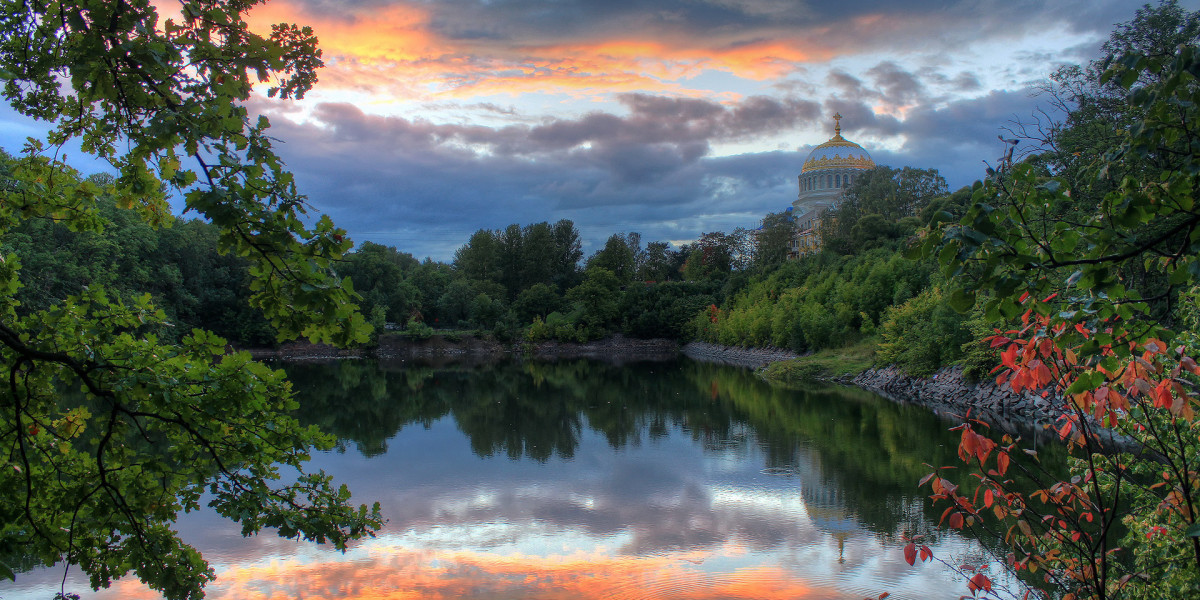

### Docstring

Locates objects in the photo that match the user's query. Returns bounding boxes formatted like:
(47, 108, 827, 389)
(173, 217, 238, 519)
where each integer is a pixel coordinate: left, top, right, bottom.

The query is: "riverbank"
(851, 364, 1065, 426)
(246, 334, 680, 364)
(702, 341, 1069, 430)
(248, 336, 1064, 430)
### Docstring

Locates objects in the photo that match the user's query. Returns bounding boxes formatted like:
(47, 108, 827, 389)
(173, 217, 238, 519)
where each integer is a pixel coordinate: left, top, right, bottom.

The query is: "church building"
(789, 113, 875, 257)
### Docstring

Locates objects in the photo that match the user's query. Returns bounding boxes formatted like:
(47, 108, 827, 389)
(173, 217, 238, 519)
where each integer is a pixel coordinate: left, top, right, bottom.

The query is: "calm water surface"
(9, 358, 1024, 599)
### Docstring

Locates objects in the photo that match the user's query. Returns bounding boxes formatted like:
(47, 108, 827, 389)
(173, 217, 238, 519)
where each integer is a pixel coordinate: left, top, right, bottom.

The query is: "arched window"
(836, 174, 842, 187)
(827, 174, 833, 188)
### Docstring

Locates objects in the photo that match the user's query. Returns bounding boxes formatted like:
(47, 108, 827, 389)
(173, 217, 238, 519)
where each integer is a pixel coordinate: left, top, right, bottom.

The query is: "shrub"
(876, 287, 969, 376)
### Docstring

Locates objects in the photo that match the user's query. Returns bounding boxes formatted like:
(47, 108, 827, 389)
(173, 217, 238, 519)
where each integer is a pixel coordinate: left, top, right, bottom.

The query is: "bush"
(402, 317, 434, 340)
(876, 287, 969, 376)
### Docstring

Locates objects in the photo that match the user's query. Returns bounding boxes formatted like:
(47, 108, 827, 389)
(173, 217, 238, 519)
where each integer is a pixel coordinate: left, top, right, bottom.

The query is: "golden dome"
(801, 113, 874, 173)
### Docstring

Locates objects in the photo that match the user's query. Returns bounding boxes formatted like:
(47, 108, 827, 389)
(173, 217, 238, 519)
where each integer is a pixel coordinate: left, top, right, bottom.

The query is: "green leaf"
(948, 288, 976, 313)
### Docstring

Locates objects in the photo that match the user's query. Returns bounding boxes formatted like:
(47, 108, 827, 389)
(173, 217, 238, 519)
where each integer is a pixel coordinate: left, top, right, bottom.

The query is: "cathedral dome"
(801, 114, 874, 174)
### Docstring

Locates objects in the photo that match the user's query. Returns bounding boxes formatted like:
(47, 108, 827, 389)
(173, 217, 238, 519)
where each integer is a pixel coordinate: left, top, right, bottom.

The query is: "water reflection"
(4, 358, 1043, 600)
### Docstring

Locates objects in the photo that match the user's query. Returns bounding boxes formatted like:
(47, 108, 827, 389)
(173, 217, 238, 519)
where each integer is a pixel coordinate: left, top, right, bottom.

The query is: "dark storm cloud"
(253, 63, 1067, 261)
(255, 96, 815, 258)
(866, 62, 926, 106)
(827, 87, 1055, 189)
(272, 93, 817, 189)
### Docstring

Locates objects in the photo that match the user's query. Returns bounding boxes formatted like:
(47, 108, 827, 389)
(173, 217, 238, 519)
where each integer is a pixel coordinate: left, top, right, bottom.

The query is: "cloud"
(248, 0, 1138, 101)
(0, 0, 1150, 262)
(250, 92, 826, 257)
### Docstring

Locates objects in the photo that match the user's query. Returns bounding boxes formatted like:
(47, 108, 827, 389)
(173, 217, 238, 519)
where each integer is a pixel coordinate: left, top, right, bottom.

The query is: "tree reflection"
(286, 358, 1066, 545)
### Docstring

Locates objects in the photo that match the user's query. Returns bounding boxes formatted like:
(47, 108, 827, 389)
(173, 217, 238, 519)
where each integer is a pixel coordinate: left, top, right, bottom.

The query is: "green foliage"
(752, 210, 794, 270)
(682, 230, 748, 280)
(875, 287, 971, 377)
(693, 248, 935, 353)
(921, 45, 1200, 348)
(759, 339, 877, 386)
(402, 317, 434, 340)
(957, 307, 1005, 382)
(452, 220, 584, 299)
(565, 267, 621, 340)
(340, 242, 422, 324)
(0, 173, 276, 346)
(0, 2, 380, 598)
(913, 16, 1200, 599)
(822, 166, 947, 253)
(513, 282, 564, 324)
(620, 280, 718, 340)
(587, 234, 637, 283)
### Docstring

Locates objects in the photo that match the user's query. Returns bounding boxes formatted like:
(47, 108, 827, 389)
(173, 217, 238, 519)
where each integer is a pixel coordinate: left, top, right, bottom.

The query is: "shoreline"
(245, 336, 1085, 433)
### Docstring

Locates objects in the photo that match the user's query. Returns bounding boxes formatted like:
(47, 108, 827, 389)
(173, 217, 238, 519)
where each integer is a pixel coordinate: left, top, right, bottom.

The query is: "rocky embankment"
(857, 365, 1144, 450)
(852, 365, 1067, 426)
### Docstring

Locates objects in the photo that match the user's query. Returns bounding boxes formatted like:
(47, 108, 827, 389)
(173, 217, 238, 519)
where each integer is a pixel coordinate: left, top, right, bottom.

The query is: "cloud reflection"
(100, 542, 844, 600)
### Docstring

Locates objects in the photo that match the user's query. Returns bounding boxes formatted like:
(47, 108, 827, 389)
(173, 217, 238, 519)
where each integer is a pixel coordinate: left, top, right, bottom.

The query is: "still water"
(9, 358, 1020, 599)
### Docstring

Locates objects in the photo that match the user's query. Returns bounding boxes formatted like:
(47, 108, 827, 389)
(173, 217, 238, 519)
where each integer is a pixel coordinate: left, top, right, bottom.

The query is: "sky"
(3, 0, 1195, 261)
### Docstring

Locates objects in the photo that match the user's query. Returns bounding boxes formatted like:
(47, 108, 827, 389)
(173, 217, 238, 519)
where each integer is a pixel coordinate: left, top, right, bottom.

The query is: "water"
(4, 358, 1029, 599)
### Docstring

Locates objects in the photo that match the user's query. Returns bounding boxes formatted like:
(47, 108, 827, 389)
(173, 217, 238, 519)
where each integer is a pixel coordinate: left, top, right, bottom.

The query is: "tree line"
(2, 147, 953, 349)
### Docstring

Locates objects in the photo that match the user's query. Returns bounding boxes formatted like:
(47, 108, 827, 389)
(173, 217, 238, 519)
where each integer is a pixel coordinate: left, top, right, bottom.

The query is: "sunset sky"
(3, 0, 1193, 260)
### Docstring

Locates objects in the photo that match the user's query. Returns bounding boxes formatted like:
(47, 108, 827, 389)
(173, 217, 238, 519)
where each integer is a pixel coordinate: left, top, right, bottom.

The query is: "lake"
(6, 357, 1024, 599)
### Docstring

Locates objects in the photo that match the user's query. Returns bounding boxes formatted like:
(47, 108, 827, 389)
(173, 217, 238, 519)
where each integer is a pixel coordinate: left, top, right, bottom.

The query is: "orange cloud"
(95, 544, 841, 600)
(236, 1, 834, 102)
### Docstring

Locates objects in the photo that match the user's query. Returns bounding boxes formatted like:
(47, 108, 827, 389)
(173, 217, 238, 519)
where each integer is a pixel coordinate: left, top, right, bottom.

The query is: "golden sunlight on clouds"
(240, 0, 833, 101)
(98, 545, 840, 600)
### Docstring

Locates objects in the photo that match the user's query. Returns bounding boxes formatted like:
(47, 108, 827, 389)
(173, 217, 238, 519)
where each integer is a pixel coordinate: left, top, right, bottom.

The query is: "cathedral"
(789, 113, 875, 257)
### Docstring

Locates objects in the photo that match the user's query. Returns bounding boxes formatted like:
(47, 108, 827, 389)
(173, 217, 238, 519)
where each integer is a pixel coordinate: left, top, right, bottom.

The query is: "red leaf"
(968, 573, 993, 593)
(919, 546, 933, 562)
(904, 543, 917, 566)
(1000, 344, 1019, 368)
(949, 512, 964, 529)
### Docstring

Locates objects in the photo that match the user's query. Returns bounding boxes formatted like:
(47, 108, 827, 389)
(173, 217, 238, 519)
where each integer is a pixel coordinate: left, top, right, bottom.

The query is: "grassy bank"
(758, 338, 877, 386)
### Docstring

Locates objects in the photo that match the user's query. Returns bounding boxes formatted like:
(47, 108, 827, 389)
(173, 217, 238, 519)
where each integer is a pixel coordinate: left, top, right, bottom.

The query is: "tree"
(513, 282, 563, 324)
(638, 240, 679, 282)
(753, 211, 794, 270)
(566, 267, 622, 338)
(453, 229, 503, 284)
(340, 242, 422, 324)
(550, 219, 584, 289)
(910, 41, 1200, 600)
(1021, 1, 1200, 212)
(682, 231, 736, 280)
(0, 2, 379, 598)
(823, 166, 945, 253)
(587, 234, 637, 283)
(520, 221, 557, 291)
